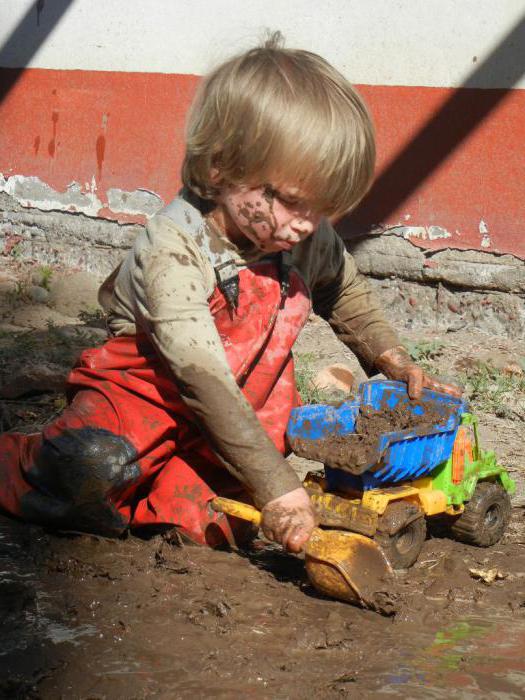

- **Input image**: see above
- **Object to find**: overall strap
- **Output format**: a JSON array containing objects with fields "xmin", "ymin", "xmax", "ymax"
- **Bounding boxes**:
[{"xmin": 279, "ymin": 251, "xmax": 293, "ymax": 307}]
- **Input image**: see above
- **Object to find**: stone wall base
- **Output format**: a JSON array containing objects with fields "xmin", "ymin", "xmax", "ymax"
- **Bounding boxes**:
[{"xmin": 1, "ymin": 193, "xmax": 523, "ymax": 337}]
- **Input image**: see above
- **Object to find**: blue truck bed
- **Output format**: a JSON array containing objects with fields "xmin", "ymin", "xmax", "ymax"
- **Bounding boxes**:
[{"xmin": 286, "ymin": 380, "xmax": 468, "ymax": 490}]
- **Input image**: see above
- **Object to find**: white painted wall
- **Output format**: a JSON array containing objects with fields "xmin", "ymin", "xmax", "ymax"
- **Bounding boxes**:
[{"xmin": 0, "ymin": 0, "xmax": 523, "ymax": 88}]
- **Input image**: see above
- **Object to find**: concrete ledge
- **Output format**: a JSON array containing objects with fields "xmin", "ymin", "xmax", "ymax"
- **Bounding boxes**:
[
  {"xmin": 0, "ymin": 193, "xmax": 139, "ymax": 275},
  {"xmin": 1, "ymin": 193, "xmax": 523, "ymax": 336},
  {"xmin": 347, "ymin": 233, "xmax": 525, "ymax": 294}
]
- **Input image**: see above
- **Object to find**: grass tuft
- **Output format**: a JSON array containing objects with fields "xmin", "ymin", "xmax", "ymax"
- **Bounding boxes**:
[
  {"xmin": 404, "ymin": 339, "xmax": 445, "ymax": 373},
  {"xmin": 459, "ymin": 362, "xmax": 525, "ymax": 418},
  {"xmin": 294, "ymin": 352, "xmax": 351, "ymax": 405}
]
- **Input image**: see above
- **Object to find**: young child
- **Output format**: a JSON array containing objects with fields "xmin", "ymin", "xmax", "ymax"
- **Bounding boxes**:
[{"xmin": 0, "ymin": 36, "xmax": 459, "ymax": 553}]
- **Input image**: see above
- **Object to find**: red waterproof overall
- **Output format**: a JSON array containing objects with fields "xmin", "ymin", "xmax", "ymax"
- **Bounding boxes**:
[{"xmin": 0, "ymin": 261, "xmax": 311, "ymax": 546}]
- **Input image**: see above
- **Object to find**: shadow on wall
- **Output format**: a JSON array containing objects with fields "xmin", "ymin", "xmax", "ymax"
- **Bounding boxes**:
[
  {"xmin": 1, "ymin": 3, "xmax": 524, "ymax": 237},
  {"xmin": 0, "ymin": 0, "xmax": 75, "ymax": 104},
  {"xmin": 342, "ymin": 13, "xmax": 525, "ymax": 236}
]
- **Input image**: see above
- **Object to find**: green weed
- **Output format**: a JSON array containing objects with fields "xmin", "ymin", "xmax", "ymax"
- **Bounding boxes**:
[
  {"xmin": 6, "ymin": 279, "xmax": 30, "ymax": 304},
  {"xmin": 404, "ymin": 339, "xmax": 445, "ymax": 362},
  {"xmin": 459, "ymin": 362, "xmax": 525, "ymax": 418},
  {"xmin": 294, "ymin": 352, "xmax": 350, "ymax": 405},
  {"xmin": 9, "ymin": 242, "xmax": 23, "ymax": 260},
  {"xmin": 38, "ymin": 266, "xmax": 54, "ymax": 290},
  {"xmin": 403, "ymin": 338, "xmax": 445, "ymax": 373}
]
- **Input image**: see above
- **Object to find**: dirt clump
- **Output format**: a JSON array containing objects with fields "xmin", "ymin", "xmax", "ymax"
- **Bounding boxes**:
[{"xmin": 290, "ymin": 400, "xmax": 452, "ymax": 473}]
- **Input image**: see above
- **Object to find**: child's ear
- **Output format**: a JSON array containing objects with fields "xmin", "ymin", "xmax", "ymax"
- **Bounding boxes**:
[{"xmin": 209, "ymin": 167, "xmax": 221, "ymax": 185}]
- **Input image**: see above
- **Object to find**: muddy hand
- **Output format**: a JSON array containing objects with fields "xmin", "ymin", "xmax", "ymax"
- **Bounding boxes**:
[
  {"xmin": 375, "ymin": 346, "xmax": 462, "ymax": 400},
  {"xmin": 261, "ymin": 487, "xmax": 317, "ymax": 553}
]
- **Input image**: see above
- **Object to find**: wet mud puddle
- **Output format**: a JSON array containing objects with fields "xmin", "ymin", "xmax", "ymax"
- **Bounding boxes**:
[
  {"xmin": 359, "ymin": 615, "xmax": 525, "ymax": 699},
  {"xmin": 0, "ymin": 519, "xmax": 99, "ymax": 697},
  {"xmin": 2, "ymin": 511, "xmax": 525, "ymax": 699}
]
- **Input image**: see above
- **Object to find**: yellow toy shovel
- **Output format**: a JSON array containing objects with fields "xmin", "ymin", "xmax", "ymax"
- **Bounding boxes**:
[{"xmin": 212, "ymin": 497, "xmax": 394, "ymax": 614}]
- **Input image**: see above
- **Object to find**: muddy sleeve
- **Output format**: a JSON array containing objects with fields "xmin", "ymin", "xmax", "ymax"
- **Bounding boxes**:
[
  {"xmin": 310, "ymin": 226, "xmax": 400, "ymax": 373},
  {"xmin": 136, "ymin": 226, "xmax": 301, "ymax": 506}
]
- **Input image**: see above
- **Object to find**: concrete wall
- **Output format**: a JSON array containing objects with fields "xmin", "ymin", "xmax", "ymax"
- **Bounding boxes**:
[{"xmin": 0, "ymin": 1, "xmax": 524, "ymax": 305}]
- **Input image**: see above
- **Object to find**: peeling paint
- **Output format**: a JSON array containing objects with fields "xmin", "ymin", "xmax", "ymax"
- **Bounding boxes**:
[
  {"xmin": 1, "ymin": 174, "xmax": 103, "ymax": 216},
  {"xmin": 0, "ymin": 174, "xmax": 163, "ymax": 219},
  {"xmin": 479, "ymin": 219, "xmax": 491, "ymax": 248},
  {"xmin": 106, "ymin": 188, "xmax": 164, "ymax": 216},
  {"xmin": 388, "ymin": 225, "xmax": 452, "ymax": 241},
  {"xmin": 427, "ymin": 226, "xmax": 451, "ymax": 240}
]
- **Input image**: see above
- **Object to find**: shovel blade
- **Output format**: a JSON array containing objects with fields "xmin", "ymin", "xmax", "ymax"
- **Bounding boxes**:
[
  {"xmin": 212, "ymin": 497, "xmax": 395, "ymax": 615},
  {"xmin": 305, "ymin": 529, "xmax": 394, "ymax": 614}
]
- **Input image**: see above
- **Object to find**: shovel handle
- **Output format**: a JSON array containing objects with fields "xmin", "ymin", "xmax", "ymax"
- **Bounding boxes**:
[{"xmin": 211, "ymin": 497, "xmax": 262, "ymax": 526}]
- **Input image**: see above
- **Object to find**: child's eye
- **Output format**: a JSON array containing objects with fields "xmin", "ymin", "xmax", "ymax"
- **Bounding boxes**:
[
  {"xmin": 263, "ymin": 185, "xmax": 279, "ymax": 200},
  {"xmin": 263, "ymin": 185, "xmax": 300, "ymax": 207},
  {"xmin": 280, "ymin": 196, "xmax": 300, "ymax": 207}
]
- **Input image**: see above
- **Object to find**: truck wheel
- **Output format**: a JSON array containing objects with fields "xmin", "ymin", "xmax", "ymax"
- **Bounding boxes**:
[
  {"xmin": 450, "ymin": 481, "xmax": 511, "ymax": 547},
  {"xmin": 374, "ymin": 503, "xmax": 427, "ymax": 569}
]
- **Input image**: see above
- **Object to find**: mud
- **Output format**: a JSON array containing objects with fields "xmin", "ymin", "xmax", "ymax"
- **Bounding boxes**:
[
  {"xmin": 1, "ymin": 266, "xmax": 525, "ymax": 697},
  {"xmin": 290, "ymin": 400, "xmax": 452, "ymax": 473},
  {"xmin": 2, "ymin": 509, "xmax": 525, "ymax": 699}
]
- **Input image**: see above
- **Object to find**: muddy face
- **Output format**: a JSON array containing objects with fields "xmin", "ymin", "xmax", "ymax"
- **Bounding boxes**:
[{"xmin": 212, "ymin": 183, "xmax": 321, "ymax": 253}]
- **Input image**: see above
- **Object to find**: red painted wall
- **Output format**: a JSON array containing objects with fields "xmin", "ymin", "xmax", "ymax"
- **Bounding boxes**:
[
  {"xmin": 350, "ymin": 84, "xmax": 525, "ymax": 257},
  {"xmin": 1, "ymin": 68, "xmax": 524, "ymax": 257}
]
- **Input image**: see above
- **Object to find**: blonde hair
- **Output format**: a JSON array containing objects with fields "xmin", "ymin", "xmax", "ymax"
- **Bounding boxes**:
[{"xmin": 182, "ymin": 33, "xmax": 375, "ymax": 217}]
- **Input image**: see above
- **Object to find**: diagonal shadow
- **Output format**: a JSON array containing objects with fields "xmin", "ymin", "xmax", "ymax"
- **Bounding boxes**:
[
  {"xmin": 0, "ymin": 0, "xmax": 75, "ymax": 105},
  {"xmin": 0, "ymin": 3, "xmax": 523, "ymax": 232},
  {"xmin": 342, "ymin": 13, "xmax": 525, "ymax": 233}
]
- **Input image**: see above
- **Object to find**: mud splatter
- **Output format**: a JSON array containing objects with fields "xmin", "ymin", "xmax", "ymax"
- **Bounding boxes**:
[
  {"xmin": 96, "ymin": 134, "xmax": 106, "ymax": 179},
  {"xmin": 169, "ymin": 252, "xmax": 191, "ymax": 266},
  {"xmin": 48, "ymin": 111, "xmax": 58, "ymax": 158}
]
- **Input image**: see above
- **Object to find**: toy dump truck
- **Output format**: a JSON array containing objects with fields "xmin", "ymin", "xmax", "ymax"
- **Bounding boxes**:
[
  {"xmin": 287, "ymin": 379, "xmax": 515, "ymax": 570},
  {"xmin": 214, "ymin": 379, "xmax": 515, "ymax": 611}
]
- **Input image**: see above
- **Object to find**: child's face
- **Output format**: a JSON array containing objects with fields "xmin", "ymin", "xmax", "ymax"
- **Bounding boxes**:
[{"xmin": 214, "ymin": 183, "xmax": 322, "ymax": 253}]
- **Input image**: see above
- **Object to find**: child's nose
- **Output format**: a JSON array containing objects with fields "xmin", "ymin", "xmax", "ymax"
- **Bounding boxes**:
[{"xmin": 290, "ymin": 216, "xmax": 316, "ymax": 236}]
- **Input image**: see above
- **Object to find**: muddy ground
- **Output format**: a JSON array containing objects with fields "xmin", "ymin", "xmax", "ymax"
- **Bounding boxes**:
[{"xmin": 1, "ymin": 260, "xmax": 525, "ymax": 699}]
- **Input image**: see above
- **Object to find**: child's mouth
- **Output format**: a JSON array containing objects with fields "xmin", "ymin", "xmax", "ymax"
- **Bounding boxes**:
[{"xmin": 274, "ymin": 239, "xmax": 296, "ymax": 251}]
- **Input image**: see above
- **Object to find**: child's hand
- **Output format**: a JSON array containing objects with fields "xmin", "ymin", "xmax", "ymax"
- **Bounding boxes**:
[
  {"xmin": 375, "ymin": 346, "xmax": 462, "ymax": 400},
  {"xmin": 261, "ymin": 487, "xmax": 317, "ymax": 553}
]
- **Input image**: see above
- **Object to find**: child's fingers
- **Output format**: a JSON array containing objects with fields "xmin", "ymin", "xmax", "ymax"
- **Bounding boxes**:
[
  {"xmin": 261, "ymin": 524, "xmax": 277, "ymax": 542},
  {"xmin": 423, "ymin": 374, "xmax": 463, "ymax": 397},
  {"xmin": 284, "ymin": 524, "xmax": 312, "ymax": 553},
  {"xmin": 261, "ymin": 489, "xmax": 316, "ymax": 551},
  {"xmin": 406, "ymin": 366, "xmax": 424, "ymax": 399},
  {"xmin": 262, "ymin": 519, "xmax": 310, "ymax": 551}
]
